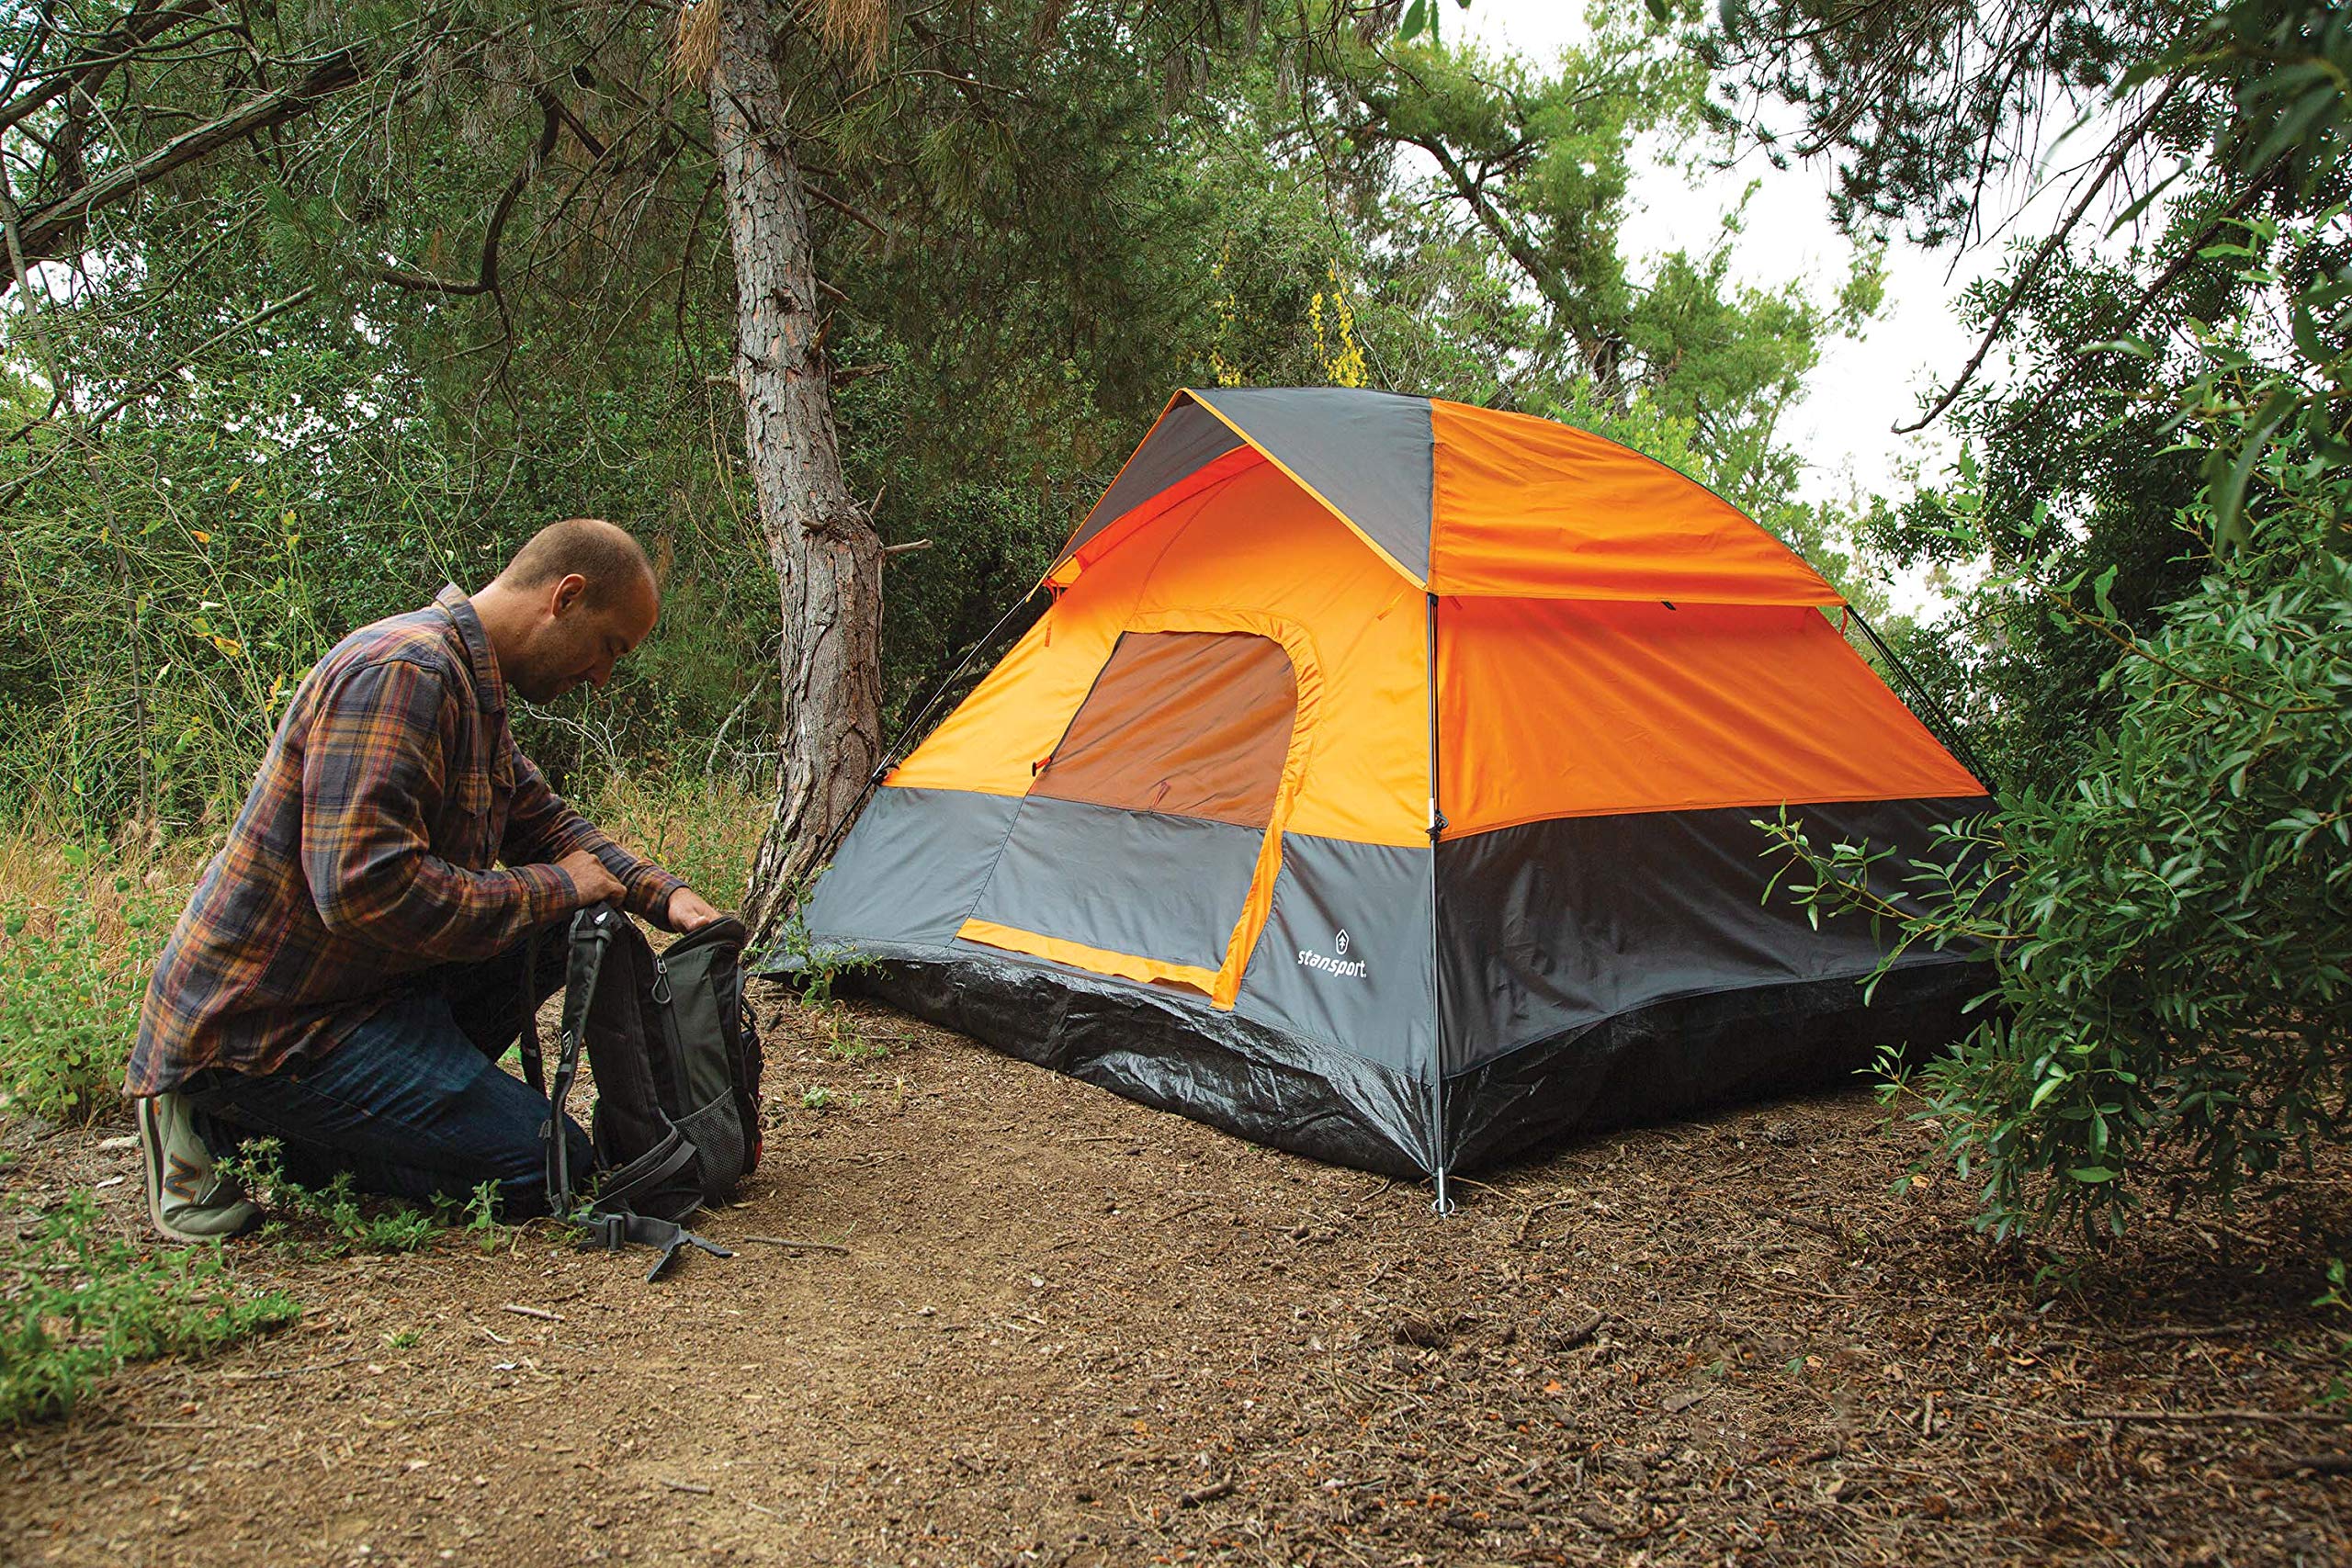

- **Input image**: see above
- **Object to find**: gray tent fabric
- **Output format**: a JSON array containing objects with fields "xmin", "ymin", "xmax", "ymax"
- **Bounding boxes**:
[
  {"xmin": 1190, "ymin": 388, "xmax": 1436, "ymax": 581},
  {"xmin": 968, "ymin": 798, "xmax": 1267, "ymax": 973},
  {"xmin": 1054, "ymin": 400, "xmax": 1246, "ymax": 568},
  {"xmin": 1233, "ymin": 833, "xmax": 1432, "ymax": 1075},
  {"xmin": 1051, "ymin": 389, "xmax": 1438, "ymax": 582}
]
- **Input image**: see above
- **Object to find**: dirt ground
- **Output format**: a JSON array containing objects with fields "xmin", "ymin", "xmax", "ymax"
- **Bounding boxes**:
[{"xmin": 6, "ymin": 987, "xmax": 2350, "ymax": 1567}]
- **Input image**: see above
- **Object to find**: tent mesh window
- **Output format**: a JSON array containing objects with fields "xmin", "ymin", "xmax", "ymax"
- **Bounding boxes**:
[{"xmin": 1031, "ymin": 630, "xmax": 1295, "ymax": 827}]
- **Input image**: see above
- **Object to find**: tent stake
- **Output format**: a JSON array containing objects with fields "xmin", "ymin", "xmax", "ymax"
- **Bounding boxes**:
[{"xmin": 1431, "ymin": 1168, "xmax": 1456, "ymax": 1216}]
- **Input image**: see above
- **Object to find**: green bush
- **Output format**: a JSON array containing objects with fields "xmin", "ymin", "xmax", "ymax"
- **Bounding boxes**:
[
  {"xmin": 1762, "ymin": 225, "xmax": 2352, "ymax": 1243},
  {"xmin": 0, "ymin": 855, "xmax": 170, "ymax": 1122},
  {"xmin": 2, "ymin": 1193, "xmax": 300, "ymax": 1426}
]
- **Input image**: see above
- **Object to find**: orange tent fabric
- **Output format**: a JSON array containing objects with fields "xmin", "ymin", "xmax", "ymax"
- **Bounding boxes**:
[{"xmin": 1426, "ymin": 400, "xmax": 1840, "ymax": 604}]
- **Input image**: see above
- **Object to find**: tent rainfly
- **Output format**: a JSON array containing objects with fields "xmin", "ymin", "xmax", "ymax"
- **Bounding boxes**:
[{"xmin": 779, "ymin": 387, "xmax": 1991, "ymax": 1199}]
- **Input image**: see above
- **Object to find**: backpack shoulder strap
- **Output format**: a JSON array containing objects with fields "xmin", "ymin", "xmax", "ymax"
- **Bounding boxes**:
[
  {"xmin": 592, "ymin": 1126, "xmax": 699, "ymax": 1220},
  {"xmin": 517, "ymin": 923, "xmax": 547, "ymax": 1096},
  {"xmin": 543, "ymin": 902, "xmax": 620, "ymax": 1217}
]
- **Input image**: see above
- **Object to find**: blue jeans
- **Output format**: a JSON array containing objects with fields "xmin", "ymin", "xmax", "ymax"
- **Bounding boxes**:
[{"xmin": 181, "ymin": 924, "xmax": 594, "ymax": 1217}]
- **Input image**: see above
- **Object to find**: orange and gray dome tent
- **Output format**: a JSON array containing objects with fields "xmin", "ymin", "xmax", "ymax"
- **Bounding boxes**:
[{"xmin": 779, "ymin": 387, "xmax": 1990, "ymax": 1200}]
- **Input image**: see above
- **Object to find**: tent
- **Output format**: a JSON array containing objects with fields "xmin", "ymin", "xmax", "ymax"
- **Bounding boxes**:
[{"xmin": 784, "ymin": 387, "xmax": 1991, "ymax": 1198}]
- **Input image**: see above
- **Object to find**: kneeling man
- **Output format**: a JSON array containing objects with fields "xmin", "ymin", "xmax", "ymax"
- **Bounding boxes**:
[{"xmin": 126, "ymin": 519, "xmax": 722, "ymax": 1240}]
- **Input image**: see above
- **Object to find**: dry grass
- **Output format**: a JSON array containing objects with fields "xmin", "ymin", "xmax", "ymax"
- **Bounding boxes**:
[
  {"xmin": 578, "ymin": 773, "xmax": 767, "ymax": 912},
  {"xmin": 674, "ymin": 0, "xmax": 891, "ymax": 86},
  {"xmin": 0, "ymin": 775, "xmax": 765, "ymax": 959},
  {"xmin": 0, "ymin": 819, "xmax": 205, "ymax": 963}
]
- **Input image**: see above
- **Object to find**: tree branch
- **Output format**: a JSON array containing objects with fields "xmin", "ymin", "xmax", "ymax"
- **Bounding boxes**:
[
  {"xmin": 8, "ymin": 47, "xmax": 362, "ymax": 278},
  {"xmin": 368, "ymin": 96, "xmax": 560, "ymax": 298},
  {"xmin": 1893, "ymin": 78, "xmax": 2184, "ymax": 434},
  {"xmin": 0, "ymin": 0, "xmax": 220, "ymax": 139},
  {"xmin": 5, "ymin": 282, "xmax": 319, "ymax": 447},
  {"xmin": 803, "ymin": 178, "xmax": 887, "ymax": 241}
]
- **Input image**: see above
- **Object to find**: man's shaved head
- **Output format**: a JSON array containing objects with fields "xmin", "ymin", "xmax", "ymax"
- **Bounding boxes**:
[
  {"xmin": 495, "ymin": 518, "xmax": 657, "ymax": 606},
  {"xmin": 471, "ymin": 518, "xmax": 662, "ymax": 704}
]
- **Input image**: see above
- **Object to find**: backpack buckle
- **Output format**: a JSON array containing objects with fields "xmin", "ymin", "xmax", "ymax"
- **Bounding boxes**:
[{"xmin": 577, "ymin": 1211, "xmax": 630, "ymax": 1252}]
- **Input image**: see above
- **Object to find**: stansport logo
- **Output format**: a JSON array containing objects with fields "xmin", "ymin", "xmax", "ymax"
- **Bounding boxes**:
[{"xmin": 1296, "ymin": 928, "xmax": 1367, "ymax": 980}]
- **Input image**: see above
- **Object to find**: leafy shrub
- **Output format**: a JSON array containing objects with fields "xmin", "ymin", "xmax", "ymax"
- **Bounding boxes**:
[
  {"xmin": 220, "ymin": 1139, "xmax": 508, "ymax": 1257},
  {"xmin": 0, "ymin": 852, "xmax": 171, "ymax": 1122},
  {"xmin": 759, "ymin": 886, "xmax": 879, "ymax": 1007},
  {"xmin": 2, "ymin": 1193, "xmax": 300, "ymax": 1426},
  {"xmin": 1762, "ymin": 225, "xmax": 2352, "ymax": 1243}
]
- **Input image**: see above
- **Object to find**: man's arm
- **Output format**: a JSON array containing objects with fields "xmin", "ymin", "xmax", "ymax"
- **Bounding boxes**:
[
  {"xmin": 300, "ymin": 659, "xmax": 601, "ymax": 957},
  {"xmin": 501, "ymin": 748, "xmax": 694, "ymax": 928}
]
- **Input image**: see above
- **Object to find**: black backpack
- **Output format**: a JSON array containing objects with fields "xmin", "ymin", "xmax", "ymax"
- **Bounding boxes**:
[{"xmin": 524, "ymin": 904, "xmax": 764, "ymax": 1277}]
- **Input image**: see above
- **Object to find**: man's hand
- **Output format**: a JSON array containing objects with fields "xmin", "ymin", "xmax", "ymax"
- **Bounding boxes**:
[
  {"xmin": 665, "ymin": 886, "xmax": 722, "ymax": 932},
  {"xmin": 556, "ymin": 848, "xmax": 627, "ymax": 908}
]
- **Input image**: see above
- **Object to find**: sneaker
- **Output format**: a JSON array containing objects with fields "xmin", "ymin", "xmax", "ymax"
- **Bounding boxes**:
[{"xmin": 137, "ymin": 1092, "xmax": 261, "ymax": 1243}]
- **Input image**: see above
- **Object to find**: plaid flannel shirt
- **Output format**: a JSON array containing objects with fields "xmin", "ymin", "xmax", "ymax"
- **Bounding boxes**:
[{"xmin": 126, "ymin": 587, "xmax": 684, "ymax": 1097}]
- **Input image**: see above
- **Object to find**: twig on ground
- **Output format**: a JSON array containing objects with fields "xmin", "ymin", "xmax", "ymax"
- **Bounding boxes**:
[
  {"xmin": 2113, "ymin": 1322, "xmax": 2256, "ymax": 1346},
  {"xmin": 1515, "ymin": 1198, "xmax": 1579, "ymax": 1245},
  {"xmin": 217, "ymin": 1355, "xmax": 365, "ymax": 1383},
  {"xmin": 1736, "ymin": 1198, "xmax": 1849, "ymax": 1243},
  {"xmin": 2080, "ymin": 1407, "xmax": 2352, "ymax": 1427},
  {"xmin": 742, "ymin": 1235, "xmax": 850, "ymax": 1255},
  {"xmin": 1555, "ymin": 1310, "xmax": 1607, "ymax": 1350},
  {"xmin": 660, "ymin": 1478, "xmax": 713, "ymax": 1495},
  {"xmin": 500, "ymin": 1303, "xmax": 563, "ymax": 1322}
]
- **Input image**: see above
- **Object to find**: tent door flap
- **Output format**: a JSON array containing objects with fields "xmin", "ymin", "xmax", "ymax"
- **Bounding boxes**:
[{"xmin": 958, "ymin": 628, "xmax": 1299, "ymax": 999}]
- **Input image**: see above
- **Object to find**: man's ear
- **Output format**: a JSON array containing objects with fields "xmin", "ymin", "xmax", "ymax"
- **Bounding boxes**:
[{"xmin": 549, "ymin": 573, "xmax": 589, "ymax": 618}]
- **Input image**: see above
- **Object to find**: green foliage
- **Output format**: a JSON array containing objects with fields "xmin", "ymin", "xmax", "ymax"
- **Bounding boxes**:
[
  {"xmin": 221, "ymin": 1140, "xmax": 511, "ymax": 1257},
  {"xmin": 1264, "ymin": 8, "xmax": 1890, "ymax": 598},
  {"xmin": 1707, "ymin": 2, "xmax": 2201, "ymax": 246},
  {"xmin": 2320, "ymin": 1258, "xmax": 2352, "ymax": 1404},
  {"xmin": 763, "ymin": 893, "xmax": 880, "ymax": 1008},
  {"xmin": 1761, "ymin": 220, "xmax": 2352, "ymax": 1243},
  {"xmin": 2, "ymin": 1193, "xmax": 300, "ymax": 1427},
  {"xmin": 1723, "ymin": 3, "xmax": 2352, "ymax": 793},
  {"xmin": 0, "ymin": 858, "xmax": 170, "ymax": 1122},
  {"xmin": 6, "ymin": 0, "xmax": 1889, "ymax": 840}
]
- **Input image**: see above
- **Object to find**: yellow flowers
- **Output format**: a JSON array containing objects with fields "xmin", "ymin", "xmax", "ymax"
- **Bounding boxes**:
[
  {"xmin": 1209, "ymin": 238, "xmax": 1245, "ymax": 389},
  {"xmin": 1310, "ymin": 262, "xmax": 1368, "ymax": 389}
]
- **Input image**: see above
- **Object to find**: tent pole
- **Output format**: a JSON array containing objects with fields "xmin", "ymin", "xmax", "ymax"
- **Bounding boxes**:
[
  {"xmin": 1844, "ymin": 604, "xmax": 1995, "ymax": 787},
  {"xmin": 1426, "ymin": 590, "xmax": 1455, "ymax": 1216}
]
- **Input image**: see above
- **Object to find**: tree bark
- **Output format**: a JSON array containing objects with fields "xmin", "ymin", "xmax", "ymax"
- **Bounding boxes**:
[{"xmin": 707, "ymin": 0, "xmax": 883, "ymax": 947}]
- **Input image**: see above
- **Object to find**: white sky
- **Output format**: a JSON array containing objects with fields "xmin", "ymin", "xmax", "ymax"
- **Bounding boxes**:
[{"xmin": 1456, "ymin": 2, "xmax": 1980, "ymax": 511}]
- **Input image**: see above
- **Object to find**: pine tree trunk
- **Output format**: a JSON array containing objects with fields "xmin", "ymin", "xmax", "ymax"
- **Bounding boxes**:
[{"xmin": 707, "ymin": 0, "xmax": 883, "ymax": 946}]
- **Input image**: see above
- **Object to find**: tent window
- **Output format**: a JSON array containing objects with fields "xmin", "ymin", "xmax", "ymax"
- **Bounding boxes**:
[{"xmin": 1031, "ymin": 631, "xmax": 1295, "ymax": 827}]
